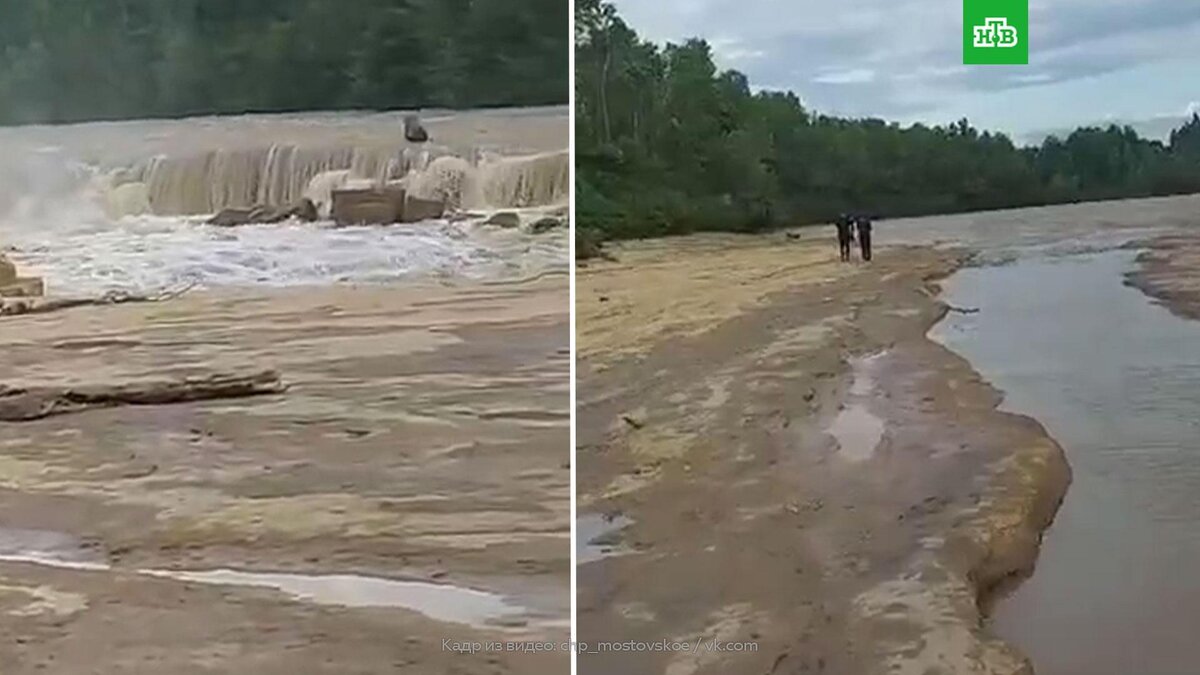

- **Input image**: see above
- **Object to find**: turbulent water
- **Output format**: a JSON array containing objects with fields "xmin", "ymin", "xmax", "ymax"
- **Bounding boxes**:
[{"xmin": 0, "ymin": 107, "xmax": 569, "ymax": 294}]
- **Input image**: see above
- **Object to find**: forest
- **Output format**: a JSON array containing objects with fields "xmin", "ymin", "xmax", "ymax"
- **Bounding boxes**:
[
  {"xmin": 576, "ymin": 0, "xmax": 1200, "ymax": 240},
  {"xmin": 0, "ymin": 0, "xmax": 568, "ymax": 125}
]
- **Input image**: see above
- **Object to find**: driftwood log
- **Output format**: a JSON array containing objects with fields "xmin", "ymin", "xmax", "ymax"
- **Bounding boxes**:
[
  {"xmin": 0, "ymin": 370, "xmax": 286, "ymax": 422},
  {"xmin": 1, "ymin": 283, "xmax": 197, "ymax": 318}
]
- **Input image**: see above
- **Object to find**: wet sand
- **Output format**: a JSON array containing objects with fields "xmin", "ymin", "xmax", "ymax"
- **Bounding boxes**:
[
  {"xmin": 577, "ymin": 233, "xmax": 1069, "ymax": 675},
  {"xmin": 1125, "ymin": 229, "xmax": 1200, "ymax": 321},
  {"xmin": 0, "ymin": 277, "xmax": 568, "ymax": 673}
]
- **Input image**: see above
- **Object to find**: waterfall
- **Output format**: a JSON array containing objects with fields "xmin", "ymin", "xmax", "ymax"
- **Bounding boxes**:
[
  {"xmin": 0, "ymin": 109, "xmax": 569, "ymax": 294},
  {"xmin": 95, "ymin": 144, "xmax": 568, "ymax": 218},
  {"xmin": 403, "ymin": 150, "xmax": 569, "ymax": 212},
  {"xmin": 113, "ymin": 144, "xmax": 431, "ymax": 216}
]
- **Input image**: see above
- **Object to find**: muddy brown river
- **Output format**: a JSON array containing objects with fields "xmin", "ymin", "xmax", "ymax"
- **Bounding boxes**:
[
  {"xmin": 932, "ymin": 247, "xmax": 1200, "ymax": 675},
  {"xmin": 881, "ymin": 196, "xmax": 1200, "ymax": 675}
]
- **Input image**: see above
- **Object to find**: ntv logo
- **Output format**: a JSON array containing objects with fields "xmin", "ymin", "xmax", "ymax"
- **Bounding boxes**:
[
  {"xmin": 973, "ymin": 17, "xmax": 1019, "ymax": 48},
  {"xmin": 963, "ymin": 0, "xmax": 1027, "ymax": 64}
]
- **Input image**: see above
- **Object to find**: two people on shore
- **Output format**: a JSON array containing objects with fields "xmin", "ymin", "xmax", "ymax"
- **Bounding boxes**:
[{"xmin": 835, "ymin": 213, "xmax": 873, "ymax": 262}]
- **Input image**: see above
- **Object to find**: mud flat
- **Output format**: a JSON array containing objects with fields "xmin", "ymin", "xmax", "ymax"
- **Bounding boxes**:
[
  {"xmin": 0, "ymin": 277, "xmax": 568, "ymax": 673},
  {"xmin": 576, "ymin": 232, "xmax": 1068, "ymax": 675}
]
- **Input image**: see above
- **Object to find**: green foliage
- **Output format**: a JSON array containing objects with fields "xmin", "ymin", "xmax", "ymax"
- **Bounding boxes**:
[
  {"xmin": 576, "ymin": 1, "xmax": 1200, "ymax": 241},
  {"xmin": 0, "ymin": 0, "xmax": 568, "ymax": 125}
]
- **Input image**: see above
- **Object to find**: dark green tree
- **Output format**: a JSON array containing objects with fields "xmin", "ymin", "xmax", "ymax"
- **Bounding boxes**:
[
  {"xmin": 575, "ymin": 0, "xmax": 1200, "ymax": 242},
  {"xmin": 0, "ymin": 0, "xmax": 568, "ymax": 125}
]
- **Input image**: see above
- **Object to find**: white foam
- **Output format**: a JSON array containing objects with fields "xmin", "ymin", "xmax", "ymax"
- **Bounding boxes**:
[{"xmin": 5, "ymin": 212, "xmax": 566, "ymax": 295}]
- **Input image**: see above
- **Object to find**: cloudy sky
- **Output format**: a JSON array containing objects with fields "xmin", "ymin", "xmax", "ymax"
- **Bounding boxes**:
[{"xmin": 610, "ymin": 0, "xmax": 1200, "ymax": 142}]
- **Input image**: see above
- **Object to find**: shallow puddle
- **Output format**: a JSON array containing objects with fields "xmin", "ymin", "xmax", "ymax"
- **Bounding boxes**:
[
  {"xmin": 141, "ymin": 568, "xmax": 527, "ymax": 626},
  {"xmin": 0, "ymin": 528, "xmax": 530, "ymax": 628},
  {"xmin": 576, "ymin": 513, "xmax": 633, "ymax": 565},
  {"xmin": 827, "ymin": 354, "xmax": 886, "ymax": 461},
  {"xmin": 932, "ymin": 249, "xmax": 1200, "ymax": 675}
]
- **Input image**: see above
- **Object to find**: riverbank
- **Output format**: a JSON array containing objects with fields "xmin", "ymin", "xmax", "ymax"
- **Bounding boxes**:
[
  {"xmin": 577, "ymin": 233, "xmax": 1068, "ymax": 674},
  {"xmin": 0, "ymin": 277, "xmax": 568, "ymax": 673},
  {"xmin": 1125, "ymin": 228, "xmax": 1200, "ymax": 321}
]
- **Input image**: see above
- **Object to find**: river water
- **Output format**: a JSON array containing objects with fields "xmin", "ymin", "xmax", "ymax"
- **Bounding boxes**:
[
  {"xmin": 0, "ymin": 107, "xmax": 568, "ymax": 294},
  {"xmin": 905, "ymin": 198, "xmax": 1200, "ymax": 675}
]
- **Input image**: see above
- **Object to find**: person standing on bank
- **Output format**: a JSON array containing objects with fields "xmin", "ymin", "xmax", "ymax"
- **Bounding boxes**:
[
  {"xmin": 856, "ymin": 214, "xmax": 873, "ymax": 262},
  {"xmin": 835, "ymin": 213, "xmax": 854, "ymax": 262}
]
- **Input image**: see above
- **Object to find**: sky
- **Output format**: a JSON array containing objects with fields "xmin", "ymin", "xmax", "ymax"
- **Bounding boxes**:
[{"xmin": 610, "ymin": 0, "xmax": 1200, "ymax": 143}]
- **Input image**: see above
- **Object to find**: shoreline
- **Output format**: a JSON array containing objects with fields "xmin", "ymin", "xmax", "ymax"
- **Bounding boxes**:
[
  {"xmin": 1124, "ymin": 230, "xmax": 1200, "ymax": 322},
  {"xmin": 577, "ymin": 233, "xmax": 1072, "ymax": 674},
  {"xmin": 852, "ymin": 281, "xmax": 1072, "ymax": 675}
]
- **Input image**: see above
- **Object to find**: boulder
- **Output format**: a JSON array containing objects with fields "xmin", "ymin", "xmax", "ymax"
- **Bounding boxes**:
[
  {"xmin": 332, "ymin": 187, "xmax": 406, "ymax": 226},
  {"xmin": 448, "ymin": 210, "xmax": 488, "ymax": 223},
  {"xmin": 206, "ymin": 198, "xmax": 319, "ymax": 227},
  {"xmin": 0, "ymin": 255, "xmax": 15, "ymax": 285},
  {"xmin": 527, "ymin": 216, "xmax": 564, "ymax": 234},
  {"xmin": 292, "ymin": 197, "xmax": 320, "ymax": 223},
  {"xmin": 485, "ymin": 211, "xmax": 521, "ymax": 229},
  {"xmin": 401, "ymin": 195, "xmax": 445, "ymax": 223},
  {"xmin": 255, "ymin": 198, "xmax": 319, "ymax": 224},
  {"xmin": 0, "ymin": 276, "xmax": 45, "ymax": 298},
  {"xmin": 207, "ymin": 207, "xmax": 257, "ymax": 227},
  {"xmin": 403, "ymin": 114, "xmax": 429, "ymax": 143}
]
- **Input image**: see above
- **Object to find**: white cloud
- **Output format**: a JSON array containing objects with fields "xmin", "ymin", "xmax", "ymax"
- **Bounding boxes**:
[
  {"xmin": 892, "ymin": 65, "xmax": 967, "ymax": 83},
  {"xmin": 1010, "ymin": 72, "xmax": 1055, "ymax": 85},
  {"xmin": 710, "ymin": 37, "xmax": 766, "ymax": 64},
  {"xmin": 813, "ymin": 68, "xmax": 876, "ymax": 84},
  {"xmin": 610, "ymin": 0, "xmax": 1200, "ymax": 132}
]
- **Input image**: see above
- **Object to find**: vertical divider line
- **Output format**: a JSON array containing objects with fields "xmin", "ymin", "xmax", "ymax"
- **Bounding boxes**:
[{"xmin": 568, "ymin": 0, "xmax": 579, "ymax": 669}]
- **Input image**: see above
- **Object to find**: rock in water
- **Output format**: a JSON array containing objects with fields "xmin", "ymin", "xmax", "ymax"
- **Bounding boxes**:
[
  {"xmin": 0, "ymin": 276, "xmax": 45, "ymax": 298},
  {"xmin": 207, "ymin": 207, "xmax": 256, "ymax": 227},
  {"xmin": 206, "ymin": 198, "xmax": 320, "ymax": 227},
  {"xmin": 256, "ymin": 198, "xmax": 320, "ymax": 224},
  {"xmin": 0, "ymin": 254, "xmax": 44, "ymax": 297},
  {"xmin": 0, "ymin": 254, "xmax": 15, "ymax": 285},
  {"xmin": 331, "ymin": 187, "xmax": 406, "ymax": 226},
  {"xmin": 401, "ymin": 195, "xmax": 445, "ymax": 223},
  {"xmin": 485, "ymin": 212, "xmax": 521, "ymax": 228},
  {"xmin": 528, "ymin": 216, "xmax": 564, "ymax": 234},
  {"xmin": 403, "ymin": 114, "xmax": 430, "ymax": 143},
  {"xmin": 292, "ymin": 197, "xmax": 319, "ymax": 223},
  {"xmin": 330, "ymin": 187, "xmax": 443, "ymax": 225}
]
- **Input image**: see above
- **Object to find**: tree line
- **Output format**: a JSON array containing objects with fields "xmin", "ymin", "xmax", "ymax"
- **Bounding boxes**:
[
  {"xmin": 0, "ymin": 0, "xmax": 568, "ymax": 125},
  {"xmin": 576, "ymin": 0, "xmax": 1200, "ymax": 241}
]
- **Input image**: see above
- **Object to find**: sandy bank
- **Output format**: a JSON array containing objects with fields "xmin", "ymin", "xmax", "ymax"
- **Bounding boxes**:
[
  {"xmin": 1125, "ymin": 229, "xmax": 1200, "ymax": 321},
  {"xmin": 577, "ymin": 232, "xmax": 1068, "ymax": 675}
]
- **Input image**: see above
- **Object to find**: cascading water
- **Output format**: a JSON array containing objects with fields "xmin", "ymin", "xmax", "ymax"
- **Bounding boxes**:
[{"xmin": 0, "ymin": 108, "xmax": 569, "ymax": 295}]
